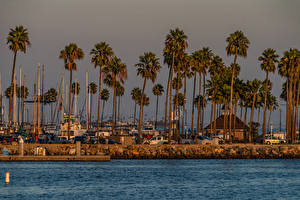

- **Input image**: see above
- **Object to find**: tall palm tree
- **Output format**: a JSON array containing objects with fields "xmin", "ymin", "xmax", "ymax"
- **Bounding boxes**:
[
  {"xmin": 131, "ymin": 87, "xmax": 141, "ymax": 124},
  {"xmin": 135, "ymin": 52, "xmax": 160, "ymax": 143},
  {"xmin": 258, "ymin": 48, "xmax": 278, "ymax": 142},
  {"xmin": 163, "ymin": 28, "xmax": 188, "ymax": 143},
  {"xmin": 103, "ymin": 56, "xmax": 127, "ymax": 135},
  {"xmin": 90, "ymin": 42, "xmax": 114, "ymax": 133},
  {"xmin": 59, "ymin": 43, "xmax": 84, "ymax": 139},
  {"xmin": 192, "ymin": 48, "xmax": 213, "ymax": 135},
  {"xmin": 88, "ymin": 82, "xmax": 97, "ymax": 127},
  {"xmin": 152, "ymin": 84, "xmax": 164, "ymax": 129},
  {"xmin": 278, "ymin": 48, "xmax": 299, "ymax": 142},
  {"xmin": 226, "ymin": 30, "xmax": 250, "ymax": 141},
  {"xmin": 247, "ymin": 79, "xmax": 262, "ymax": 142},
  {"xmin": 180, "ymin": 54, "xmax": 192, "ymax": 137},
  {"xmin": 44, "ymin": 88, "xmax": 57, "ymax": 123},
  {"xmin": 100, "ymin": 88, "xmax": 109, "ymax": 126},
  {"xmin": 7, "ymin": 25, "xmax": 31, "ymax": 130}
]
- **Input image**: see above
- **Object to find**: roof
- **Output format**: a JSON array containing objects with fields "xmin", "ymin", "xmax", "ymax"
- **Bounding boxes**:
[{"xmin": 204, "ymin": 115, "xmax": 249, "ymax": 130}]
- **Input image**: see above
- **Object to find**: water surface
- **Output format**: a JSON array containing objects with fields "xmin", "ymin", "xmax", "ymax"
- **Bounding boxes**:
[{"xmin": 1, "ymin": 160, "xmax": 300, "ymax": 199}]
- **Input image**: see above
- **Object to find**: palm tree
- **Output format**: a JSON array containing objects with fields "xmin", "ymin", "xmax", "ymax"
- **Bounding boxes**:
[
  {"xmin": 226, "ymin": 30, "xmax": 250, "ymax": 141},
  {"xmin": 44, "ymin": 88, "xmax": 58, "ymax": 123},
  {"xmin": 192, "ymin": 48, "xmax": 213, "ymax": 135},
  {"xmin": 7, "ymin": 25, "xmax": 31, "ymax": 130},
  {"xmin": 103, "ymin": 56, "xmax": 127, "ymax": 135},
  {"xmin": 135, "ymin": 52, "xmax": 160, "ymax": 143},
  {"xmin": 116, "ymin": 82, "xmax": 124, "ymax": 122},
  {"xmin": 180, "ymin": 54, "xmax": 192, "ymax": 137},
  {"xmin": 258, "ymin": 48, "xmax": 278, "ymax": 142},
  {"xmin": 131, "ymin": 87, "xmax": 141, "ymax": 124},
  {"xmin": 88, "ymin": 82, "xmax": 97, "ymax": 127},
  {"xmin": 90, "ymin": 42, "xmax": 114, "ymax": 133},
  {"xmin": 163, "ymin": 28, "xmax": 188, "ymax": 143},
  {"xmin": 100, "ymin": 88, "xmax": 109, "ymax": 126},
  {"xmin": 59, "ymin": 43, "xmax": 84, "ymax": 139},
  {"xmin": 152, "ymin": 84, "xmax": 164, "ymax": 129},
  {"xmin": 193, "ymin": 95, "xmax": 206, "ymax": 138},
  {"xmin": 247, "ymin": 79, "xmax": 262, "ymax": 142},
  {"xmin": 278, "ymin": 49, "xmax": 300, "ymax": 142}
]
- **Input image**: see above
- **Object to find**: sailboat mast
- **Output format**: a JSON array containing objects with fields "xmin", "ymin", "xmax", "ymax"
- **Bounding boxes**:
[
  {"xmin": 22, "ymin": 75, "xmax": 26, "ymax": 126},
  {"xmin": 37, "ymin": 64, "xmax": 41, "ymax": 135},
  {"xmin": 41, "ymin": 65, "xmax": 45, "ymax": 125},
  {"xmin": 13, "ymin": 69, "xmax": 17, "ymax": 128},
  {"xmin": 33, "ymin": 83, "xmax": 36, "ymax": 137},
  {"xmin": 74, "ymin": 79, "xmax": 77, "ymax": 117},
  {"xmin": 18, "ymin": 67, "xmax": 21, "ymax": 125}
]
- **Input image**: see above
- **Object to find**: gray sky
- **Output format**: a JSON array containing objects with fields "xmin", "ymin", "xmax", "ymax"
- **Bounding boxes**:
[{"xmin": 0, "ymin": 0, "xmax": 299, "ymax": 127}]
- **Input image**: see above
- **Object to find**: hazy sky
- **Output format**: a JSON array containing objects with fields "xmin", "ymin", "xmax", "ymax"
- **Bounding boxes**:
[{"xmin": 0, "ymin": 0, "xmax": 299, "ymax": 126}]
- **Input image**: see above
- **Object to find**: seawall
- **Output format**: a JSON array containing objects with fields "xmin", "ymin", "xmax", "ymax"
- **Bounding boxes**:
[{"xmin": 1, "ymin": 144, "xmax": 300, "ymax": 159}]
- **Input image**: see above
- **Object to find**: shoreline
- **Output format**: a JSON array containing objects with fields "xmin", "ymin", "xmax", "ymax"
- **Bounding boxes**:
[{"xmin": 1, "ymin": 144, "xmax": 300, "ymax": 160}]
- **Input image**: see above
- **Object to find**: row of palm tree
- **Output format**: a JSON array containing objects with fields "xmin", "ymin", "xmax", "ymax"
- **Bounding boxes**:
[{"xmin": 6, "ymin": 25, "xmax": 300, "ymax": 143}]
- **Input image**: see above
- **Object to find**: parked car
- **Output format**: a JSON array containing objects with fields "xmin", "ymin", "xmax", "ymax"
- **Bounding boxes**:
[
  {"xmin": 99, "ymin": 138, "xmax": 121, "ymax": 144},
  {"xmin": 143, "ymin": 136, "xmax": 167, "ymax": 144},
  {"xmin": 265, "ymin": 137, "xmax": 285, "ymax": 145}
]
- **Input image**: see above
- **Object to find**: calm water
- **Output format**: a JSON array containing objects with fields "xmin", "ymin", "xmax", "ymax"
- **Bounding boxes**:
[{"xmin": 1, "ymin": 160, "xmax": 300, "ymax": 199}]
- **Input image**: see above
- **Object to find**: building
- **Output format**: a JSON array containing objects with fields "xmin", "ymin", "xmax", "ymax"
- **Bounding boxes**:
[{"xmin": 204, "ymin": 115, "xmax": 249, "ymax": 141}]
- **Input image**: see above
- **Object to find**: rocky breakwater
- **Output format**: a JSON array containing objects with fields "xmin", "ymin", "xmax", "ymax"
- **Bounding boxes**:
[
  {"xmin": 1, "ymin": 144, "xmax": 300, "ymax": 159},
  {"xmin": 98, "ymin": 144, "xmax": 300, "ymax": 159}
]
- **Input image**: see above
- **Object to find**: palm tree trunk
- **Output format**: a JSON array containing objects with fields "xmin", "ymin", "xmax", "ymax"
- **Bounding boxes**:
[
  {"xmin": 294, "ymin": 80, "xmax": 299, "ymax": 141},
  {"xmin": 191, "ymin": 74, "xmax": 196, "ymax": 137},
  {"xmin": 155, "ymin": 96, "xmax": 159, "ymax": 129},
  {"xmin": 111, "ymin": 84, "xmax": 116, "ymax": 136},
  {"xmin": 133, "ymin": 101, "xmax": 137, "ymax": 124},
  {"xmin": 118, "ymin": 95, "xmax": 121, "ymax": 122},
  {"xmin": 90, "ymin": 94, "xmax": 93, "ymax": 128},
  {"xmin": 213, "ymin": 100, "xmax": 217, "ymax": 135},
  {"xmin": 249, "ymin": 93, "xmax": 257, "ymax": 143},
  {"xmin": 67, "ymin": 69, "xmax": 72, "ymax": 140},
  {"xmin": 244, "ymin": 107, "xmax": 248, "ymax": 141},
  {"xmin": 210, "ymin": 100, "xmax": 213, "ymax": 136},
  {"xmin": 233, "ymin": 100, "xmax": 238, "ymax": 140},
  {"xmin": 224, "ymin": 104, "xmax": 228, "ymax": 140},
  {"xmin": 288, "ymin": 79, "xmax": 293, "ymax": 142},
  {"xmin": 175, "ymin": 73, "xmax": 179, "ymax": 142},
  {"xmin": 229, "ymin": 51, "xmax": 238, "ymax": 142},
  {"xmin": 262, "ymin": 72, "xmax": 269, "ymax": 143},
  {"xmin": 292, "ymin": 79, "xmax": 297, "ymax": 142},
  {"xmin": 97, "ymin": 67, "xmax": 102, "ymax": 132},
  {"xmin": 268, "ymin": 107, "xmax": 272, "ymax": 133},
  {"xmin": 138, "ymin": 78, "xmax": 147, "ymax": 144},
  {"xmin": 201, "ymin": 75, "xmax": 205, "ymax": 135},
  {"xmin": 164, "ymin": 66, "xmax": 172, "ymax": 136},
  {"xmin": 182, "ymin": 77, "xmax": 187, "ymax": 138},
  {"xmin": 168, "ymin": 55, "xmax": 175, "ymax": 143},
  {"xmin": 101, "ymin": 101, "xmax": 105, "ymax": 127},
  {"xmin": 8, "ymin": 51, "xmax": 17, "ymax": 132},
  {"xmin": 197, "ymin": 72, "xmax": 202, "ymax": 135}
]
